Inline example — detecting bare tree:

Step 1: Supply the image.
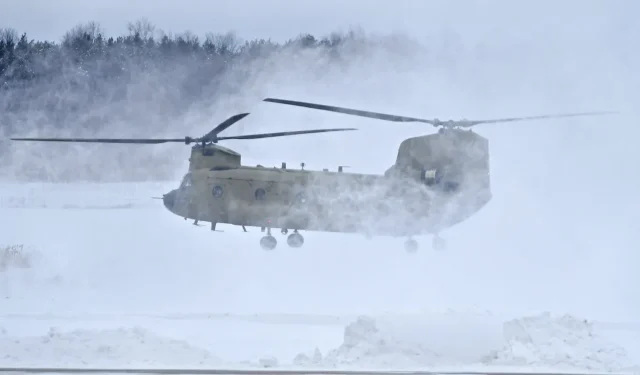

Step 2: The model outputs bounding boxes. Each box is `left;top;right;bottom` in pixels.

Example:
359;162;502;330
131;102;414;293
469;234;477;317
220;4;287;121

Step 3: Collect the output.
61;21;104;46
0;28;19;45
127;18;156;40
204;31;240;55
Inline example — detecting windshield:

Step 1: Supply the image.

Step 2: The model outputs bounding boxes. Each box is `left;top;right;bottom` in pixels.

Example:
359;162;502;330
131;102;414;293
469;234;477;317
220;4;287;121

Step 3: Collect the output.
179;173;192;189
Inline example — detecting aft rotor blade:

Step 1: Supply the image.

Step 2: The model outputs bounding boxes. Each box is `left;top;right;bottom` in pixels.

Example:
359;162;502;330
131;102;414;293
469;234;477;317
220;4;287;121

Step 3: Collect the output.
263;98;437;124
264;98;617;128
217;128;357;141
201;113;251;142
459;111;618;127
10;137;187;144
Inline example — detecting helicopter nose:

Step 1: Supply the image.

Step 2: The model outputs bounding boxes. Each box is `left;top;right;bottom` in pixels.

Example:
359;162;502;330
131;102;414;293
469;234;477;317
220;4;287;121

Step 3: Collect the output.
162;189;177;211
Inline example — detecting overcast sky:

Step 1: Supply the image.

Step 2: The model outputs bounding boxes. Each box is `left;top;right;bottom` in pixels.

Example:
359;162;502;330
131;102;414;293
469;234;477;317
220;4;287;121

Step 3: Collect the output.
2;0;638;46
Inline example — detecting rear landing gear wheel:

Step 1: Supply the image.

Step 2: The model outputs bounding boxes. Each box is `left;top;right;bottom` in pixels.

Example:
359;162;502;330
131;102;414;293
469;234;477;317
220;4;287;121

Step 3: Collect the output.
287;231;304;248
260;235;277;250
432;235;446;251
404;238;418;253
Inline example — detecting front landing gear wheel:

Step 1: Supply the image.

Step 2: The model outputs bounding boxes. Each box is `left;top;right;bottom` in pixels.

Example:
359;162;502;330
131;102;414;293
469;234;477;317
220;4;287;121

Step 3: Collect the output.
432;235;446;250
287;232;304;248
404;238;418;253
260;235;277;250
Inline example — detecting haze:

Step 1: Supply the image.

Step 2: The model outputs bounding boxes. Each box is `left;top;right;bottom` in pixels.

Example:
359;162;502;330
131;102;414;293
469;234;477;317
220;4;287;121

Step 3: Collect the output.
1;0;639;323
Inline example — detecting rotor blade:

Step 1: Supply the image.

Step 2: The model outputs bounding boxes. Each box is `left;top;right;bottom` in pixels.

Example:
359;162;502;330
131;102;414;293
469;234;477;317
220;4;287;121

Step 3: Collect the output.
264;98;617;128
201;113;250;141
10;137;187;144
263;98;437;124
217;128;357;141
456;111;618;127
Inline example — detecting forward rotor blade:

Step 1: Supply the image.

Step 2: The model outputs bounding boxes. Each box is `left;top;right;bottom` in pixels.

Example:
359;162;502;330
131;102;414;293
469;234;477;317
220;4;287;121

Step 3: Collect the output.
263;98;617;128
11;112;253;145
264;98;436;124
10;137;187;144
201;113;250;141
217;128;357;141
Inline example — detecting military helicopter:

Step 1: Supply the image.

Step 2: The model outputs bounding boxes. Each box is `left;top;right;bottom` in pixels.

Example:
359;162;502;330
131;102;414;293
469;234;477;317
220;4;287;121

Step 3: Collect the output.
11;99;614;252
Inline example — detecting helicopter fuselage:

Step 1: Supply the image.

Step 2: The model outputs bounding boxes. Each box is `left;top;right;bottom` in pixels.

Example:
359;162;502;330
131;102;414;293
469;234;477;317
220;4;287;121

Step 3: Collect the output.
162;165;491;237
162;133;493;238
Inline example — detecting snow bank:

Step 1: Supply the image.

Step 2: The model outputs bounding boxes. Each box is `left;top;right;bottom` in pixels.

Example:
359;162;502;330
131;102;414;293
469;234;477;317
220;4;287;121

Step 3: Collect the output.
295;312;504;368
1;243;66;299
294;312;638;371
0;326;224;367
1;244;39;271
483;313;637;372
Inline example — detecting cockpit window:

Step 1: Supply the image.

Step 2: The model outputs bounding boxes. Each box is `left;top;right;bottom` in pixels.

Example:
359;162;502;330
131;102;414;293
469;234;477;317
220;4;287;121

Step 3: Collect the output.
180;173;193;189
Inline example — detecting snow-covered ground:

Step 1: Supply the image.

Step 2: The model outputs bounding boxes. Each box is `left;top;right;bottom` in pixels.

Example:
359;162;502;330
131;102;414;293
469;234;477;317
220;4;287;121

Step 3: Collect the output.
1;182;639;372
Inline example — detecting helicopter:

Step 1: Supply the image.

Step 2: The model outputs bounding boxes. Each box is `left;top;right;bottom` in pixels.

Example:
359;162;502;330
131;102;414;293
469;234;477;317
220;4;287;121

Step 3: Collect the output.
10;99;615;252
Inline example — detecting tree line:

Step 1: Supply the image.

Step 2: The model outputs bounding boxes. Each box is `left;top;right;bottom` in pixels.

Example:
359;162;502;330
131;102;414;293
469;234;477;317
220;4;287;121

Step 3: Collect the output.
0;19;428;181
0;20;409;130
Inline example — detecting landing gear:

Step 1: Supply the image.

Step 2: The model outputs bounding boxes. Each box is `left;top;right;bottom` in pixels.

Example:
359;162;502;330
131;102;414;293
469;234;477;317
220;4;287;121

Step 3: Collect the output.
260;228;277;251
404;238;418;253
286;231;304;248
260;236;277;250
258;228;304;250
432;235;446;250
400;235;446;252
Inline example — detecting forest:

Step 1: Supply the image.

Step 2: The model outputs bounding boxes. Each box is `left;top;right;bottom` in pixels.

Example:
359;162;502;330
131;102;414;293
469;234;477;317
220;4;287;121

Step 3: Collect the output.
0;18;622;182
0;19;437;181
0;18;444;181
0;20;424;131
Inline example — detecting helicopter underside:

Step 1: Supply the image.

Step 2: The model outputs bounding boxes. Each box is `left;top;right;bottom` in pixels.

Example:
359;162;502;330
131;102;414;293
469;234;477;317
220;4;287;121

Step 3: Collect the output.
162;182;492;252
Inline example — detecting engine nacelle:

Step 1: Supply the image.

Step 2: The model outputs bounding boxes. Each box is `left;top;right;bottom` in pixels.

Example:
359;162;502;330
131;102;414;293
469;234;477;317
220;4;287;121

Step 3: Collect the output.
397;129;490;194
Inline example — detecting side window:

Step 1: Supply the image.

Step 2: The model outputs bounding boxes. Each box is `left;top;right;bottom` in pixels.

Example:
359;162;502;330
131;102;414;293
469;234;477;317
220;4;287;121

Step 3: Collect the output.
180;173;192;189
212;185;224;198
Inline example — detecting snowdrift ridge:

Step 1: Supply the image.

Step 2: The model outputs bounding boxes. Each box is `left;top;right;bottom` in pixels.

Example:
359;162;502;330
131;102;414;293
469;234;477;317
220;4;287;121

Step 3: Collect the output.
294;312;638;372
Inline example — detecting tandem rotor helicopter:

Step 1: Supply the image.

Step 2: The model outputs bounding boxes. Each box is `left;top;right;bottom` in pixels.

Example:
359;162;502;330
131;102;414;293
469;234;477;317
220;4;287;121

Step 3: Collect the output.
11;98;615;252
